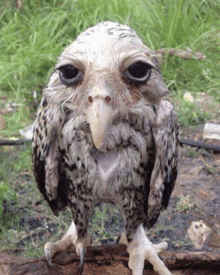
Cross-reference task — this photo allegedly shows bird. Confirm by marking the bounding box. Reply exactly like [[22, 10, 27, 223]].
[[32, 21, 180, 275]]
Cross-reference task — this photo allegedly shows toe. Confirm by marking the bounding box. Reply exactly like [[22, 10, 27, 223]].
[[76, 243, 86, 275], [44, 242, 54, 267], [153, 241, 168, 253]]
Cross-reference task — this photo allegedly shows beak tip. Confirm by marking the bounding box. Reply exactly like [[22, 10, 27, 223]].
[[86, 100, 112, 150], [94, 139, 102, 149]]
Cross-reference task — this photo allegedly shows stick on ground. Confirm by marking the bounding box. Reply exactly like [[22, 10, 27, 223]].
[[0, 245, 219, 275]]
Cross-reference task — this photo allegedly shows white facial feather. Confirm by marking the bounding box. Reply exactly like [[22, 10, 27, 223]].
[[57, 21, 155, 72]]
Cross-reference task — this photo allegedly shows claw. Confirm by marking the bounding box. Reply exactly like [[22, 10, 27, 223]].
[[77, 244, 86, 275], [76, 233, 92, 274], [44, 242, 54, 267], [117, 231, 127, 245]]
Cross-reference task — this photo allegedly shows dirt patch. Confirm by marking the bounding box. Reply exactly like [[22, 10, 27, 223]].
[[153, 146, 220, 253], [149, 125, 220, 254]]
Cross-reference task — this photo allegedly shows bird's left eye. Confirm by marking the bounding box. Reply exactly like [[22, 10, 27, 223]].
[[125, 62, 152, 83], [59, 65, 82, 85]]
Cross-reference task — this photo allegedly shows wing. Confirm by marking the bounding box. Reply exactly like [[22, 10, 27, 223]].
[[32, 95, 69, 216], [146, 100, 180, 227]]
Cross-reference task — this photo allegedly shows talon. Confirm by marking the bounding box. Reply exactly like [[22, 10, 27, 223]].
[[77, 244, 86, 275], [117, 231, 127, 245], [44, 243, 53, 267]]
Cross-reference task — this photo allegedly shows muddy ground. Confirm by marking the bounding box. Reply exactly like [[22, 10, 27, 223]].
[[1, 125, 220, 265]]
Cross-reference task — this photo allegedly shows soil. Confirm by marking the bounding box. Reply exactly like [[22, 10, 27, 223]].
[[1, 125, 220, 266], [158, 125, 220, 254]]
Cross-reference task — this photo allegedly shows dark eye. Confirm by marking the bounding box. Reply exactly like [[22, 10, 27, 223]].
[[125, 62, 152, 83], [59, 65, 82, 85]]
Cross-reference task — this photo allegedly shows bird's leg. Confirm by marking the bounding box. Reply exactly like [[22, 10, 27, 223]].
[[44, 220, 77, 266], [126, 224, 172, 275]]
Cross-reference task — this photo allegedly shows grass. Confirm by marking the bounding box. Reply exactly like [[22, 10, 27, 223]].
[[0, 0, 220, 258], [0, 0, 219, 135], [175, 195, 195, 213]]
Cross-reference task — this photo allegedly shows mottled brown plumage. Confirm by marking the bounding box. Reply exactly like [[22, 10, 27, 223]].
[[32, 21, 179, 275]]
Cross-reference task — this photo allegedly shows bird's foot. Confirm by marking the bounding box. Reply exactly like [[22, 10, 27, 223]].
[[127, 224, 172, 275], [44, 221, 92, 274], [44, 221, 78, 267], [44, 241, 60, 267]]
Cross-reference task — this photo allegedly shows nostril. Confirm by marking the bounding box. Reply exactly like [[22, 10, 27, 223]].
[[88, 96, 93, 103], [105, 96, 111, 103]]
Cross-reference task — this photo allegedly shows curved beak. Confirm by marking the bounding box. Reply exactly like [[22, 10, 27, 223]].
[[86, 98, 112, 149]]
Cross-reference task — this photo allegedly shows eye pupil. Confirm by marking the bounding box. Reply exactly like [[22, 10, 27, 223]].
[[128, 63, 149, 78], [59, 65, 82, 85], [125, 62, 152, 83], [62, 66, 79, 79]]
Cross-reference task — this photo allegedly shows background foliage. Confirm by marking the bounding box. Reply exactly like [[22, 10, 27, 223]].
[[1, 0, 220, 132]]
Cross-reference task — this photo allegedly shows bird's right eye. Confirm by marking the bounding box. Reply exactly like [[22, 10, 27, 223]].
[[59, 65, 82, 85]]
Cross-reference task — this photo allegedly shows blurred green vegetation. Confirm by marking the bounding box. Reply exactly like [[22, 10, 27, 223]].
[[1, 0, 220, 133]]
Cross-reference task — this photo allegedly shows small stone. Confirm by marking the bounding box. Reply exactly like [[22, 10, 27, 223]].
[[187, 220, 211, 249], [203, 123, 220, 141]]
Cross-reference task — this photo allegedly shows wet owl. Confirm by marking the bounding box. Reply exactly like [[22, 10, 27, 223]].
[[32, 21, 179, 275]]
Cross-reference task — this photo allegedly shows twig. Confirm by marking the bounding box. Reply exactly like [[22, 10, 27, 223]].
[[1, 138, 220, 154], [180, 138, 220, 153], [0, 139, 32, 146], [24, 208, 69, 228], [156, 48, 206, 60], [0, 247, 220, 274]]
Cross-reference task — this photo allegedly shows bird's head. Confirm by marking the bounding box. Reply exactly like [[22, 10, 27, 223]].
[[45, 21, 168, 150]]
